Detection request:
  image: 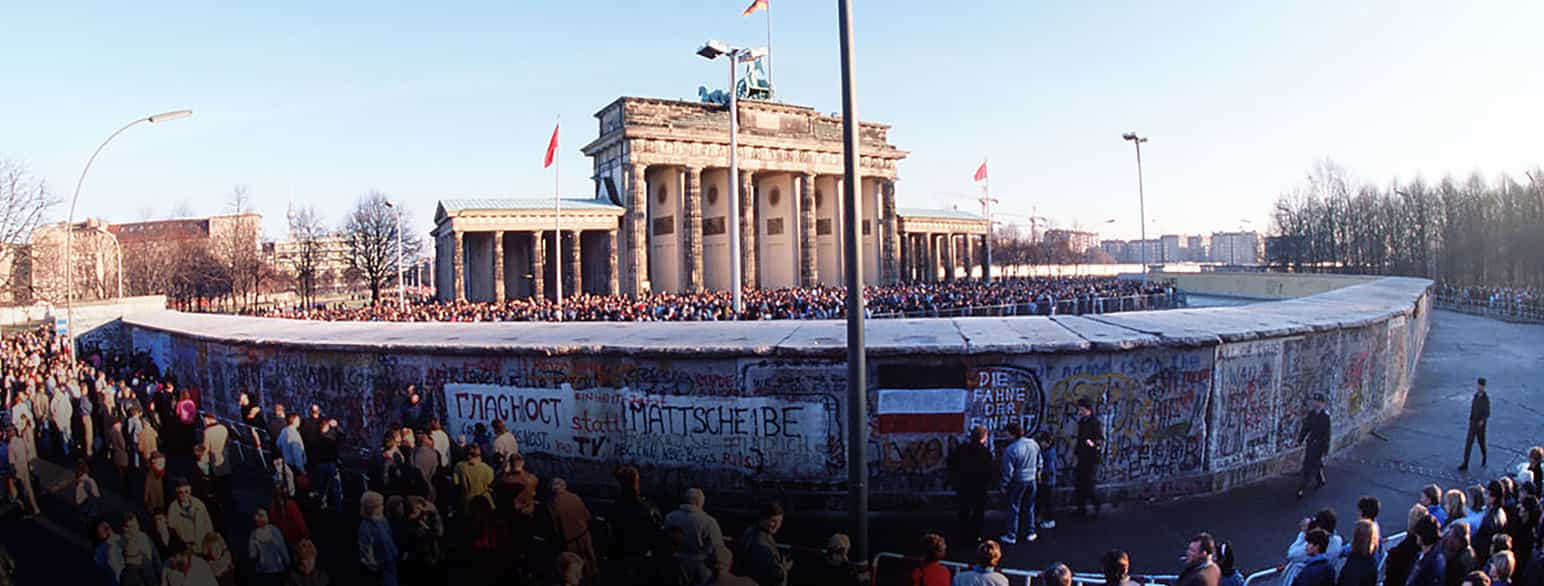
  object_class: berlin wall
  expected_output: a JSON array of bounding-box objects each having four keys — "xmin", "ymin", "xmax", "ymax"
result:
[{"xmin": 121, "ymin": 277, "xmax": 1431, "ymax": 505}]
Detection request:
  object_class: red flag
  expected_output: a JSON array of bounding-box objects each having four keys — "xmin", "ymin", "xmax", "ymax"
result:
[
  {"xmin": 973, "ymin": 161, "xmax": 988, "ymax": 183},
  {"xmin": 543, "ymin": 121, "xmax": 560, "ymax": 168},
  {"xmin": 742, "ymin": 0, "xmax": 768, "ymax": 16}
]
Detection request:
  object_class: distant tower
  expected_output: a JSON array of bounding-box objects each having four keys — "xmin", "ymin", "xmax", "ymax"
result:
[{"xmin": 285, "ymin": 189, "xmax": 296, "ymax": 240}]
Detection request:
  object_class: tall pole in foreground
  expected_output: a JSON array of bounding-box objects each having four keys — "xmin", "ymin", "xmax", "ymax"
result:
[
  {"xmin": 836, "ymin": 0, "xmax": 868, "ymax": 565},
  {"xmin": 728, "ymin": 53, "xmax": 744, "ymax": 317},
  {"xmin": 66, "ymin": 109, "xmax": 191, "ymax": 353},
  {"xmin": 1122, "ymin": 132, "xmax": 1149, "ymax": 284}
]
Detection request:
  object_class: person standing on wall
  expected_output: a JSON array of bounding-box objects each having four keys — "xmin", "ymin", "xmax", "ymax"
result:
[
  {"xmin": 1073, "ymin": 398, "xmax": 1104, "ymax": 518},
  {"xmin": 947, "ymin": 425, "xmax": 995, "ymax": 543},
  {"xmin": 1459, "ymin": 377, "xmax": 1489, "ymax": 471},
  {"xmin": 1296, "ymin": 393, "xmax": 1332, "ymax": 499}
]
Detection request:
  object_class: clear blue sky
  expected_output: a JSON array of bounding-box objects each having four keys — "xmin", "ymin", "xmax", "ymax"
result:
[{"xmin": 3, "ymin": 1, "xmax": 1541, "ymax": 242}]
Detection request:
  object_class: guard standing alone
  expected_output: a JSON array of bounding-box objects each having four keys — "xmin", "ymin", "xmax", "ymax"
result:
[
  {"xmin": 1073, "ymin": 398, "xmax": 1104, "ymax": 518},
  {"xmin": 1296, "ymin": 393, "xmax": 1331, "ymax": 499},
  {"xmin": 1459, "ymin": 377, "xmax": 1489, "ymax": 471}
]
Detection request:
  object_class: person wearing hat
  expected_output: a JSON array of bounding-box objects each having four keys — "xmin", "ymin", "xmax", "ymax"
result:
[
  {"xmin": 1296, "ymin": 393, "xmax": 1332, "ymax": 499},
  {"xmin": 1072, "ymin": 398, "xmax": 1105, "ymax": 518},
  {"xmin": 1459, "ymin": 377, "xmax": 1489, "ymax": 471}
]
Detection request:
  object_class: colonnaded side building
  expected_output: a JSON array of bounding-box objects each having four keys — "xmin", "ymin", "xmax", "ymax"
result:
[{"xmin": 433, "ymin": 96, "xmax": 990, "ymax": 301}]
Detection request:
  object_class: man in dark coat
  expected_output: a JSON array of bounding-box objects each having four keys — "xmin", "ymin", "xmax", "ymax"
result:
[
  {"xmin": 1297, "ymin": 393, "xmax": 1331, "ymax": 499},
  {"xmin": 947, "ymin": 425, "xmax": 995, "ymax": 543},
  {"xmin": 1409, "ymin": 514, "xmax": 1447, "ymax": 586},
  {"xmin": 1177, "ymin": 532, "xmax": 1221, "ymax": 586},
  {"xmin": 1460, "ymin": 377, "xmax": 1489, "ymax": 471},
  {"xmin": 1074, "ymin": 398, "xmax": 1104, "ymax": 517}
]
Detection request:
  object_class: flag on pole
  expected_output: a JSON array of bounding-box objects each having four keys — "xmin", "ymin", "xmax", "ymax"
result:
[
  {"xmin": 973, "ymin": 161, "xmax": 988, "ymax": 183},
  {"xmin": 742, "ymin": 0, "xmax": 768, "ymax": 16},
  {"xmin": 543, "ymin": 121, "xmax": 560, "ymax": 168}
]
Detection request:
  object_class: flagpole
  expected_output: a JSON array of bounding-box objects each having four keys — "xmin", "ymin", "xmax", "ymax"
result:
[
  {"xmin": 983, "ymin": 156, "xmax": 992, "ymax": 282},
  {"xmin": 554, "ymin": 114, "xmax": 563, "ymax": 321}
]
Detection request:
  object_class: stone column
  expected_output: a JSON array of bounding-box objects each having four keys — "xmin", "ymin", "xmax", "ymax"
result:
[
  {"xmin": 963, "ymin": 232, "xmax": 975, "ymax": 279},
  {"xmin": 606, "ymin": 229, "xmax": 619, "ymax": 295},
  {"xmin": 944, "ymin": 233, "xmax": 956, "ymax": 281},
  {"xmin": 833, "ymin": 176, "xmax": 846, "ymax": 282},
  {"xmin": 981, "ymin": 234, "xmax": 992, "ymax": 282},
  {"xmin": 739, "ymin": 170, "xmax": 757, "ymax": 290},
  {"xmin": 492, "ymin": 231, "xmax": 505, "ymax": 301},
  {"xmin": 567, "ymin": 230, "xmax": 582, "ymax": 296},
  {"xmin": 923, "ymin": 233, "xmax": 935, "ymax": 283},
  {"xmin": 627, "ymin": 162, "xmax": 648, "ymax": 296},
  {"xmin": 531, "ymin": 231, "xmax": 546, "ymax": 300},
  {"xmin": 683, "ymin": 166, "xmax": 704, "ymax": 292},
  {"xmin": 883, "ymin": 181, "xmax": 901, "ymax": 285},
  {"xmin": 452, "ymin": 231, "xmax": 466, "ymax": 301},
  {"xmin": 898, "ymin": 232, "xmax": 910, "ymax": 283},
  {"xmin": 798, "ymin": 172, "xmax": 818, "ymax": 287}
]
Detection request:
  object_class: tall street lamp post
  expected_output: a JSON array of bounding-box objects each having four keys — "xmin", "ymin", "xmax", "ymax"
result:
[
  {"xmin": 1121, "ymin": 132, "xmax": 1149, "ymax": 284},
  {"xmin": 698, "ymin": 41, "xmax": 765, "ymax": 318},
  {"xmin": 835, "ymin": 0, "xmax": 868, "ymax": 565},
  {"xmin": 66, "ymin": 109, "xmax": 191, "ymax": 352},
  {"xmin": 385, "ymin": 199, "xmax": 405, "ymax": 309}
]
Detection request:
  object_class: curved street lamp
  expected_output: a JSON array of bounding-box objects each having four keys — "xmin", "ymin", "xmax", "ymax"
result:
[
  {"xmin": 65, "ymin": 109, "xmax": 192, "ymax": 351},
  {"xmin": 1121, "ymin": 132, "xmax": 1149, "ymax": 283}
]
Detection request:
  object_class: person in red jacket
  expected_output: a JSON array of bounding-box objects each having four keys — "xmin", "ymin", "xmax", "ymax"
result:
[{"xmin": 908, "ymin": 533, "xmax": 951, "ymax": 586}]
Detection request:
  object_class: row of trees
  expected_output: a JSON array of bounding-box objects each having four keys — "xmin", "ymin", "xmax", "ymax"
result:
[
  {"xmin": 989, "ymin": 223, "xmax": 1115, "ymax": 275},
  {"xmin": 0, "ymin": 157, "xmax": 423, "ymax": 309},
  {"xmin": 1267, "ymin": 160, "xmax": 1544, "ymax": 288}
]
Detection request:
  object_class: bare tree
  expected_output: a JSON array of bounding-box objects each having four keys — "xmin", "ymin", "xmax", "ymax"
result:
[
  {"xmin": 215, "ymin": 185, "xmax": 265, "ymax": 311},
  {"xmin": 287, "ymin": 205, "xmax": 327, "ymax": 308},
  {"xmin": 1268, "ymin": 160, "xmax": 1544, "ymax": 289},
  {"xmin": 0, "ymin": 159, "xmax": 59, "ymax": 302},
  {"xmin": 342, "ymin": 191, "xmax": 421, "ymax": 303}
]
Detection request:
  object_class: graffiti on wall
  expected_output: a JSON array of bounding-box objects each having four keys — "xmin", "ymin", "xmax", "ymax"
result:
[
  {"xmin": 1042, "ymin": 349, "xmax": 1214, "ymax": 484},
  {"xmin": 1387, "ymin": 317, "xmax": 1409, "ymax": 408},
  {"xmin": 126, "ymin": 295, "xmax": 1429, "ymax": 500},
  {"xmin": 1210, "ymin": 340, "xmax": 1284, "ymax": 470},
  {"xmin": 444, "ymin": 383, "xmax": 831, "ymax": 479},
  {"xmin": 868, "ymin": 363, "xmax": 1048, "ymax": 491},
  {"xmin": 1278, "ymin": 332, "xmax": 1338, "ymax": 452}
]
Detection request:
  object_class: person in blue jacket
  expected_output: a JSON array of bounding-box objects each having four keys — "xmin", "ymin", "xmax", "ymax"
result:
[
  {"xmin": 1290, "ymin": 529, "xmax": 1336, "ymax": 586},
  {"xmin": 1035, "ymin": 430, "xmax": 1058, "ymax": 530}
]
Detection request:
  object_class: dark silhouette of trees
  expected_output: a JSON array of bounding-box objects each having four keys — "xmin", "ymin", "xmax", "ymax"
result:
[{"xmin": 1267, "ymin": 160, "xmax": 1544, "ymax": 287}]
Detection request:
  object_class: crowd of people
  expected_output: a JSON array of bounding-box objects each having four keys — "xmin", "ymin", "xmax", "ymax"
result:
[
  {"xmin": 0, "ymin": 326, "xmax": 867, "ymax": 585},
  {"xmin": 1436, "ymin": 285, "xmax": 1544, "ymax": 321},
  {"xmin": 3, "ymin": 319, "xmax": 1540, "ymax": 586},
  {"xmin": 902, "ymin": 436, "xmax": 1544, "ymax": 586},
  {"xmin": 246, "ymin": 277, "xmax": 1177, "ymax": 322}
]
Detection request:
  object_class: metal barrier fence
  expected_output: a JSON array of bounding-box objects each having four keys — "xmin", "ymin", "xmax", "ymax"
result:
[
  {"xmin": 1433, "ymin": 294, "xmax": 1544, "ymax": 323},
  {"xmin": 872, "ymin": 531, "xmax": 1407, "ymax": 586},
  {"xmin": 204, "ymin": 411, "xmax": 272, "ymax": 472},
  {"xmin": 870, "ymin": 292, "xmax": 1178, "ymax": 320}
]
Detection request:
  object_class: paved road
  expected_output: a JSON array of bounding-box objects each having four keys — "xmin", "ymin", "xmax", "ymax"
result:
[{"xmin": 3, "ymin": 309, "xmax": 1538, "ymax": 584}]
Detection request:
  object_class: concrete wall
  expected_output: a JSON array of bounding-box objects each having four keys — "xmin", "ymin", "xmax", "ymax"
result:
[
  {"xmin": 55, "ymin": 295, "xmax": 168, "ymax": 353},
  {"xmin": 121, "ymin": 278, "xmax": 1431, "ymax": 505},
  {"xmin": 1149, "ymin": 271, "xmax": 1380, "ymax": 300}
]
